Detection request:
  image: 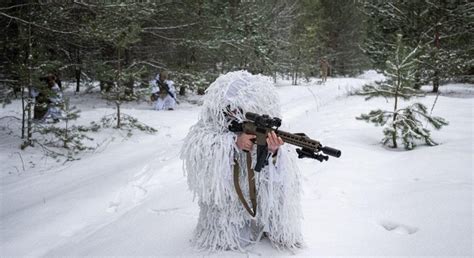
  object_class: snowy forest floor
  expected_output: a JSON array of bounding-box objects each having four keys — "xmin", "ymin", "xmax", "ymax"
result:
[{"xmin": 1, "ymin": 72, "xmax": 472, "ymax": 257}]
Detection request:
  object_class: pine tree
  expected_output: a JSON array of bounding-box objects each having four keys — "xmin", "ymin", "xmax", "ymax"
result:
[
  {"xmin": 362, "ymin": 0, "xmax": 472, "ymax": 91},
  {"xmin": 178, "ymin": 0, "xmax": 298, "ymax": 80},
  {"xmin": 1, "ymin": 1, "xmax": 84, "ymax": 149},
  {"xmin": 82, "ymin": 3, "xmax": 150, "ymax": 128},
  {"xmin": 357, "ymin": 35, "xmax": 448, "ymax": 150},
  {"xmin": 314, "ymin": 0, "xmax": 368, "ymax": 76},
  {"xmin": 417, "ymin": 1, "xmax": 473, "ymax": 90},
  {"xmin": 37, "ymin": 98, "xmax": 96, "ymax": 161}
]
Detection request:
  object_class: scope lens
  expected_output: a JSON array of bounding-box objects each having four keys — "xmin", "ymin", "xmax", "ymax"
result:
[{"xmin": 245, "ymin": 112, "xmax": 259, "ymax": 121}]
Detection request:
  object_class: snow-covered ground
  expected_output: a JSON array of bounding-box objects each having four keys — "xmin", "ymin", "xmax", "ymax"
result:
[{"xmin": 1, "ymin": 72, "xmax": 472, "ymax": 257}]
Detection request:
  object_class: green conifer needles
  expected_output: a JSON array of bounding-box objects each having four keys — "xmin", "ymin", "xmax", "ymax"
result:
[{"xmin": 357, "ymin": 35, "xmax": 448, "ymax": 150}]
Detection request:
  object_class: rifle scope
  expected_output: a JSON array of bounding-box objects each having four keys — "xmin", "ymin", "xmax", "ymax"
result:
[{"xmin": 245, "ymin": 112, "xmax": 281, "ymax": 128}]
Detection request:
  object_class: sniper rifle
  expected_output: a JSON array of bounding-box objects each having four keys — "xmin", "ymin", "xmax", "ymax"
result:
[
  {"xmin": 157, "ymin": 79, "xmax": 179, "ymax": 104},
  {"xmin": 229, "ymin": 112, "xmax": 341, "ymax": 172}
]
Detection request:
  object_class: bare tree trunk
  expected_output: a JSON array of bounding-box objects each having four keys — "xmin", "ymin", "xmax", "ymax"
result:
[
  {"xmin": 26, "ymin": 97, "xmax": 32, "ymax": 144},
  {"xmin": 293, "ymin": 50, "xmax": 301, "ymax": 85},
  {"xmin": 432, "ymin": 47, "xmax": 440, "ymax": 93},
  {"xmin": 64, "ymin": 102, "xmax": 69, "ymax": 149},
  {"xmin": 124, "ymin": 48, "xmax": 133, "ymax": 96},
  {"xmin": 432, "ymin": 12, "xmax": 442, "ymax": 93},
  {"xmin": 116, "ymin": 47, "xmax": 122, "ymax": 128},
  {"xmin": 116, "ymin": 102, "xmax": 121, "ymax": 128},
  {"xmin": 392, "ymin": 67, "xmax": 401, "ymax": 148},
  {"xmin": 75, "ymin": 68, "xmax": 81, "ymax": 93},
  {"xmin": 21, "ymin": 84, "xmax": 25, "ymax": 139},
  {"xmin": 414, "ymin": 7, "xmax": 422, "ymax": 90},
  {"xmin": 75, "ymin": 49, "xmax": 81, "ymax": 93},
  {"xmin": 432, "ymin": 69, "xmax": 440, "ymax": 93},
  {"xmin": 414, "ymin": 65, "xmax": 421, "ymax": 90},
  {"xmin": 25, "ymin": 23, "xmax": 33, "ymax": 147}
]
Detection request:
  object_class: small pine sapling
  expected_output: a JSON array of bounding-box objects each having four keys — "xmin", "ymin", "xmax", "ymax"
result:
[
  {"xmin": 37, "ymin": 98, "xmax": 96, "ymax": 161},
  {"xmin": 357, "ymin": 34, "xmax": 448, "ymax": 150}
]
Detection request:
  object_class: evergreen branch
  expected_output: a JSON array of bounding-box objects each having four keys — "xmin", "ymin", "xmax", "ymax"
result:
[
  {"xmin": 400, "ymin": 47, "xmax": 418, "ymax": 66},
  {"xmin": 0, "ymin": 116, "xmax": 21, "ymax": 121},
  {"xmin": 143, "ymin": 22, "xmax": 200, "ymax": 31},
  {"xmin": 0, "ymin": 11, "xmax": 78, "ymax": 34},
  {"xmin": 128, "ymin": 61, "xmax": 165, "ymax": 70},
  {"xmin": 32, "ymin": 139, "xmax": 65, "ymax": 158},
  {"xmin": 0, "ymin": 3, "xmax": 40, "ymax": 10},
  {"xmin": 144, "ymin": 31, "xmax": 185, "ymax": 41}
]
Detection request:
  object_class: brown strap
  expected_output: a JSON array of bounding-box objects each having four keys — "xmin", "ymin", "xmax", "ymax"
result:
[{"xmin": 233, "ymin": 152, "xmax": 257, "ymax": 217}]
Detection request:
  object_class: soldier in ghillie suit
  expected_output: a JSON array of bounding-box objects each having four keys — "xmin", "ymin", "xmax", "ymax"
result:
[
  {"xmin": 34, "ymin": 74, "xmax": 62, "ymax": 121},
  {"xmin": 180, "ymin": 71, "xmax": 303, "ymax": 252},
  {"xmin": 150, "ymin": 71, "xmax": 177, "ymax": 111}
]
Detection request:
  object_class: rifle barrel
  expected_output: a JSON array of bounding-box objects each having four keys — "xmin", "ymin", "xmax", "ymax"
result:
[{"xmin": 275, "ymin": 130, "xmax": 321, "ymax": 152}]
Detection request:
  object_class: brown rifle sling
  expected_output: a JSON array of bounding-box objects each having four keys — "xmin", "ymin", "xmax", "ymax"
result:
[{"xmin": 233, "ymin": 152, "xmax": 257, "ymax": 217}]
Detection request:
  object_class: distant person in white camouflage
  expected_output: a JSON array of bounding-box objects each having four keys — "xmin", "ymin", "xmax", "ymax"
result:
[{"xmin": 150, "ymin": 71, "xmax": 177, "ymax": 110}]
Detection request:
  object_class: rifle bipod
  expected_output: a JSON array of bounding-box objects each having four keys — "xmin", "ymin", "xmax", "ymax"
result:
[{"xmin": 296, "ymin": 148, "xmax": 328, "ymax": 162}]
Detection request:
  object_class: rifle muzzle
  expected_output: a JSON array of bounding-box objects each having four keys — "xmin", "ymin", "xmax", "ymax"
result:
[{"xmin": 321, "ymin": 146, "xmax": 341, "ymax": 158}]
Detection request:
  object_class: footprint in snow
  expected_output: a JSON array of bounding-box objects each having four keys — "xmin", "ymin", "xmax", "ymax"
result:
[
  {"xmin": 149, "ymin": 207, "xmax": 197, "ymax": 218},
  {"xmin": 149, "ymin": 207, "xmax": 182, "ymax": 215},
  {"xmin": 159, "ymin": 156, "xmax": 171, "ymax": 162},
  {"xmin": 133, "ymin": 184, "xmax": 148, "ymax": 200},
  {"xmin": 379, "ymin": 221, "xmax": 418, "ymax": 235},
  {"xmin": 107, "ymin": 201, "xmax": 120, "ymax": 213}
]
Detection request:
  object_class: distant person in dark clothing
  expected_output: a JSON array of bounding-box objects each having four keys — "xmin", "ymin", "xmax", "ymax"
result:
[
  {"xmin": 319, "ymin": 57, "xmax": 330, "ymax": 83},
  {"xmin": 34, "ymin": 74, "xmax": 63, "ymax": 122}
]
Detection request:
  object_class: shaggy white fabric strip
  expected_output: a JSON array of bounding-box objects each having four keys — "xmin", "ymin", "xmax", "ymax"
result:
[{"xmin": 180, "ymin": 70, "xmax": 304, "ymax": 252}]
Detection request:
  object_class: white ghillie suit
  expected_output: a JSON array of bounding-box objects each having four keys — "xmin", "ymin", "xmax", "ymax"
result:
[
  {"xmin": 151, "ymin": 74, "xmax": 177, "ymax": 110},
  {"xmin": 181, "ymin": 71, "xmax": 303, "ymax": 252},
  {"xmin": 43, "ymin": 83, "xmax": 63, "ymax": 121}
]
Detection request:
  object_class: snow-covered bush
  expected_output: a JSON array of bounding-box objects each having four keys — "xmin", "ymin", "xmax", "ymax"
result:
[
  {"xmin": 30, "ymin": 98, "xmax": 99, "ymax": 161},
  {"xmin": 97, "ymin": 113, "xmax": 157, "ymax": 137}
]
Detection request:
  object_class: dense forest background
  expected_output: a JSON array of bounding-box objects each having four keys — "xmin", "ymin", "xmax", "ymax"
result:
[
  {"xmin": 0, "ymin": 0, "xmax": 365, "ymax": 98},
  {"xmin": 1, "ymin": 0, "xmax": 471, "ymax": 98}
]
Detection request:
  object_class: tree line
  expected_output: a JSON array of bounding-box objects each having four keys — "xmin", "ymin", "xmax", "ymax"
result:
[
  {"xmin": 1, "ymin": 1, "xmax": 471, "ymax": 96},
  {"xmin": 0, "ymin": 0, "xmax": 471, "ymax": 153}
]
